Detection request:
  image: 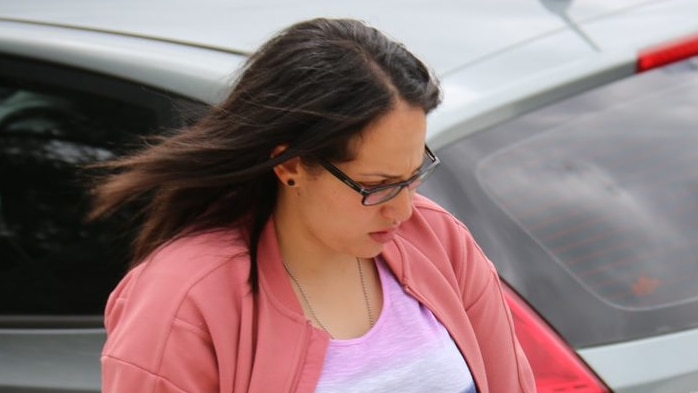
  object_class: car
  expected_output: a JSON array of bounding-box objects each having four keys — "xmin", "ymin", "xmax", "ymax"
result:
[{"xmin": 1, "ymin": 1, "xmax": 697, "ymax": 392}]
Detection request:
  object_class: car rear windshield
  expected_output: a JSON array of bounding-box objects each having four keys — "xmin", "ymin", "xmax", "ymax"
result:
[{"xmin": 423, "ymin": 55, "xmax": 698, "ymax": 347}]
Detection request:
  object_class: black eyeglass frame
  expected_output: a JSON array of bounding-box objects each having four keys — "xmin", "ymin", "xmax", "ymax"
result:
[{"xmin": 318, "ymin": 146, "xmax": 440, "ymax": 206}]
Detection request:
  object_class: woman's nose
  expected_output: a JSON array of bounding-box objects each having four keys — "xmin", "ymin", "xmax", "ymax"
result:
[{"xmin": 381, "ymin": 186, "xmax": 414, "ymax": 223}]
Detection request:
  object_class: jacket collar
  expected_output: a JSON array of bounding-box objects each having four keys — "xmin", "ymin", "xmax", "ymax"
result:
[{"xmin": 257, "ymin": 218, "xmax": 307, "ymax": 318}]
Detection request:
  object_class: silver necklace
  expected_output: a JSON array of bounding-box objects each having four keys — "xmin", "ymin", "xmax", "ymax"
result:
[{"xmin": 282, "ymin": 258, "xmax": 375, "ymax": 338}]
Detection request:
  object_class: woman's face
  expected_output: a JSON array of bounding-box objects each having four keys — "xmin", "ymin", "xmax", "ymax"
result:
[{"xmin": 289, "ymin": 100, "xmax": 428, "ymax": 258}]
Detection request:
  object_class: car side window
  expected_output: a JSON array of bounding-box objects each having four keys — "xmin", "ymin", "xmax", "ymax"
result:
[{"xmin": 0, "ymin": 55, "xmax": 205, "ymax": 321}]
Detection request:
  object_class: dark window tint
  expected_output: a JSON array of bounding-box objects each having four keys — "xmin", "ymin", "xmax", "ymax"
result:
[
  {"xmin": 0, "ymin": 56, "xmax": 204, "ymax": 319},
  {"xmin": 422, "ymin": 56, "xmax": 698, "ymax": 347}
]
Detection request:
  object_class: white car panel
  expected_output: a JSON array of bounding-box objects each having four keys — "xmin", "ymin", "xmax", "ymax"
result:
[
  {"xmin": 0, "ymin": 0, "xmax": 572, "ymax": 75},
  {"xmin": 574, "ymin": 0, "xmax": 698, "ymax": 50},
  {"xmin": 429, "ymin": 52, "xmax": 635, "ymax": 150},
  {"xmin": 0, "ymin": 21, "xmax": 243, "ymax": 104},
  {"xmin": 579, "ymin": 327, "xmax": 698, "ymax": 393},
  {"xmin": 428, "ymin": 32, "xmax": 633, "ymax": 149},
  {"xmin": 0, "ymin": 329, "xmax": 104, "ymax": 391},
  {"xmin": 561, "ymin": 0, "xmax": 669, "ymax": 20}
]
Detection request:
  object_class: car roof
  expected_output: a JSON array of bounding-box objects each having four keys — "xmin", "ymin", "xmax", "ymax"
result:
[
  {"xmin": 2, "ymin": 0, "xmax": 696, "ymax": 149},
  {"xmin": 0, "ymin": 0, "xmax": 665, "ymax": 76}
]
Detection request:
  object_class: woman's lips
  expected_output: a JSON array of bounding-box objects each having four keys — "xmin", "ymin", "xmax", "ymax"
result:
[{"xmin": 369, "ymin": 229, "xmax": 396, "ymax": 243}]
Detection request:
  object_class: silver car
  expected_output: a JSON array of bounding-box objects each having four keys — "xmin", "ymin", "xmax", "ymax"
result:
[{"xmin": 1, "ymin": 1, "xmax": 697, "ymax": 392}]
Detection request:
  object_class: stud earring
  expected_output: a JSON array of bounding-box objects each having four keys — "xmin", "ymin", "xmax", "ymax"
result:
[{"xmin": 286, "ymin": 179, "xmax": 295, "ymax": 186}]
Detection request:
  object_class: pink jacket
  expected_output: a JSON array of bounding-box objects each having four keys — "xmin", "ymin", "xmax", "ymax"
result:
[{"xmin": 101, "ymin": 195, "xmax": 535, "ymax": 392}]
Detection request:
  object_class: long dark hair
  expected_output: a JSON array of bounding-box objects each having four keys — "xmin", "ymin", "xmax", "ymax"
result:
[{"xmin": 88, "ymin": 17, "xmax": 441, "ymax": 290}]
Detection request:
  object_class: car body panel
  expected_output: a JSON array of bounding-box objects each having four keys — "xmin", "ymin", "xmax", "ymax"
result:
[
  {"xmin": 578, "ymin": 328, "xmax": 698, "ymax": 393},
  {"xmin": 428, "ymin": 0, "xmax": 698, "ymax": 148},
  {"xmin": 0, "ymin": 20, "xmax": 242, "ymax": 104},
  {"xmin": 569, "ymin": 0, "xmax": 698, "ymax": 50},
  {"xmin": 427, "ymin": 38, "xmax": 633, "ymax": 150},
  {"xmin": 0, "ymin": 328, "xmax": 104, "ymax": 392},
  {"xmin": 4, "ymin": 0, "xmax": 691, "ymax": 77},
  {"xmin": 0, "ymin": 0, "xmax": 578, "ymax": 75}
]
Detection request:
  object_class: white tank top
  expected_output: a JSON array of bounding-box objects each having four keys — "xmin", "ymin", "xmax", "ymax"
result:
[{"xmin": 314, "ymin": 258, "xmax": 476, "ymax": 393}]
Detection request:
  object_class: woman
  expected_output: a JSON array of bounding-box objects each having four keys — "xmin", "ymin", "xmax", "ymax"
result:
[{"xmin": 91, "ymin": 17, "xmax": 535, "ymax": 393}]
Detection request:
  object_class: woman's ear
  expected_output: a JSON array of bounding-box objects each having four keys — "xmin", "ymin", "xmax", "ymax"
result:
[{"xmin": 271, "ymin": 145, "xmax": 301, "ymax": 186}]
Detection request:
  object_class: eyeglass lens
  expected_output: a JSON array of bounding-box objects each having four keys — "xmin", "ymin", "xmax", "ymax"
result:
[{"xmin": 362, "ymin": 154, "xmax": 438, "ymax": 206}]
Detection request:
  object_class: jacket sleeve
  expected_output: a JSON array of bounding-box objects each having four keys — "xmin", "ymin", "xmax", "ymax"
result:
[
  {"xmin": 455, "ymin": 223, "xmax": 536, "ymax": 392},
  {"xmin": 101, "ymin": 317, "xmax": 219, "ymax": 393},
  {"xmin": 101, "ymin": 267, "xmax": 221, "ymax": 393}
]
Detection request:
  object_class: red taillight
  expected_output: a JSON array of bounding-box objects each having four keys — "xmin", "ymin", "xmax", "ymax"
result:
[
  {"xmin": 503, "ymin": 285, "xmax": 609, "ymax": 393},
  {"xmin": 637, "ymin": 33, "xmax": 698, "ymax": 72}
]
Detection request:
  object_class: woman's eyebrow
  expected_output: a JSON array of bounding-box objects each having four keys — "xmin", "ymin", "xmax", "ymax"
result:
[
  {"xmin": 359, "ymin": 160, "xmax": 426, "ymax": 180},
  {"xmin": 359, "ymin": 172, "xmax": 403, "ymax": 180}
]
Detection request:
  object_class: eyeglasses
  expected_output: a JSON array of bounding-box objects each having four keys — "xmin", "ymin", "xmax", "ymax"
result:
[{"xmin": 318, "ymin": 146, "xmax": 440, "ymax": 206}]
